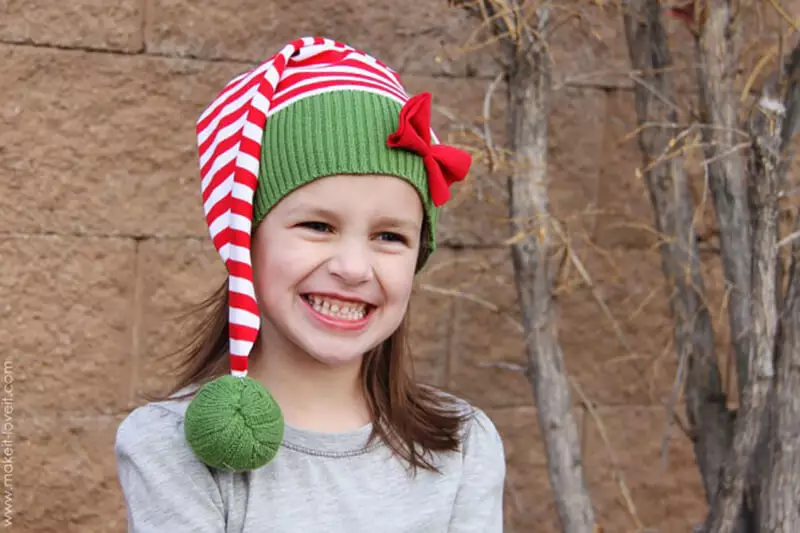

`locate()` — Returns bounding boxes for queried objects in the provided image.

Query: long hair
[145,219,469,474]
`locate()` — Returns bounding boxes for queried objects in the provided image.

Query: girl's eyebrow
[285,205,340,220]
[372,215,420,233]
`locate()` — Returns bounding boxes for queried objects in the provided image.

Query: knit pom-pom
[184,375,284,472]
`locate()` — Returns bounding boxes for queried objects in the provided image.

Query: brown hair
[146,220,470,474]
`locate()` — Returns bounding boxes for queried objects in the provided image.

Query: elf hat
[184,36,472,472]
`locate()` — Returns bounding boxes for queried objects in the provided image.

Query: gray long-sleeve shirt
[114,388,506,533]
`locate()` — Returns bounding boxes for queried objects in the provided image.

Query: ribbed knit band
[253,90,439,253]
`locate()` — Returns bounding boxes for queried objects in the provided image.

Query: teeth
[306,295,367,321]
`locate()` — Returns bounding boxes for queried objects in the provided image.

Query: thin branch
[570,378,645,532]
[419,283,525,334]
[777,229,800,248]
[550,219,635,356]
[622,0,733,508]
[501,0,596,529]
[481,71,505,201]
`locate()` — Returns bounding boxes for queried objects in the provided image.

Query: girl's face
[251,174,424,371]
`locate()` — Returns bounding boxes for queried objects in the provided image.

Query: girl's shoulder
[115,388,232,531]
[421,385,506,463]
[423,384,499,427]
[460,405,505,473]
[114,385,199,461]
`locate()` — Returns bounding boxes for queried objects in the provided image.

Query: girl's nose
[327,239,374,285]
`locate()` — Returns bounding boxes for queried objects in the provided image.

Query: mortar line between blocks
[442,253,460,389]
[586,88,613,244]
[483,404,669,414]
[25,414,126,428]
[140,0,149,53]
[127,239,145,408]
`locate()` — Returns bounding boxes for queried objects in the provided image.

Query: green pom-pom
[184,375,284,472]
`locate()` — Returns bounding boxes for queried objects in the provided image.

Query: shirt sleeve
[115,404,226,533]
[448,407,507,533]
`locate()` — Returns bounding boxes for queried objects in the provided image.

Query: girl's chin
[295,335,384,368]
[303,349,367,368]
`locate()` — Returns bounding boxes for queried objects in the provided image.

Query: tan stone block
[486,405,704,533]
[549,88,608,233]
[486,406,582,533]
[16,415,126,532]
[591,90,658,251]
[408,250,461,388]
[0,45,243,237]
[0,0,143,52]
[434,161,511,247]
[131,238,226,403]
[582,406,706,532]
[431,83,613,251]
[549,3,630,87]
[558,245,680,406]
[437,247,531,408]
[0,236,136,415]
[146,0,499,77]
[441,245,682,407]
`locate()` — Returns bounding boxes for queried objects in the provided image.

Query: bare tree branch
[570,378,644,531]
[450,2,596,530]
[694,0,754,395]
[486,1,597,531]
[622,0,732,507]
[759,40,800,533]
[703,63,787,533]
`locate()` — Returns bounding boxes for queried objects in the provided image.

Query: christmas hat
[184,36,472,472]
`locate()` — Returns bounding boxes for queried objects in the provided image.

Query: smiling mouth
[301,294,375,322]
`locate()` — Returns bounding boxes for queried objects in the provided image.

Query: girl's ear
[415,217,432,272]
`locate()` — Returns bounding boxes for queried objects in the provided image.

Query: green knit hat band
[253,90,439,251]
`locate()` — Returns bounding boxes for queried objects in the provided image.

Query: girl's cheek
[377,259,417,295]
[267,235,320,263]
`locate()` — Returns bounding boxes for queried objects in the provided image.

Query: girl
[115,36,506,533]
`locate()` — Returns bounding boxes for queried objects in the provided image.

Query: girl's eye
[377,232,408,244]
[298,221,333,233]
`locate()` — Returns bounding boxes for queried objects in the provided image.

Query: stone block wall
[4,0,796,531]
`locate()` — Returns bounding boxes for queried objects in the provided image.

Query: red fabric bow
[386,93,471,207]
